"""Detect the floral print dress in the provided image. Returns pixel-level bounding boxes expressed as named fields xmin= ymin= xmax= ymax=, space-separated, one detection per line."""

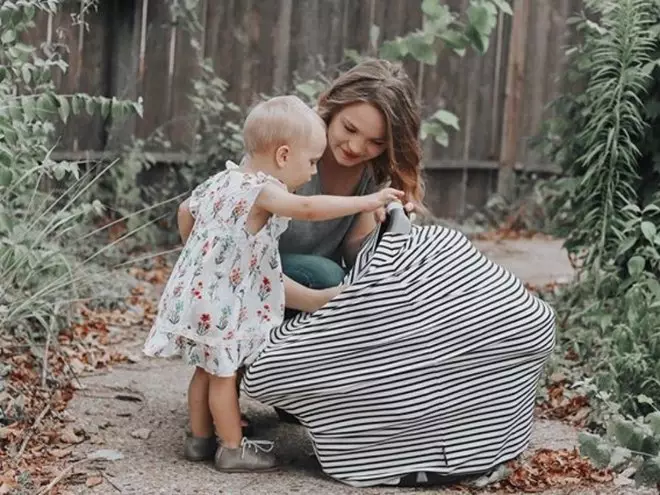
xmin=143 ymin=164 xmax=289 ymax=376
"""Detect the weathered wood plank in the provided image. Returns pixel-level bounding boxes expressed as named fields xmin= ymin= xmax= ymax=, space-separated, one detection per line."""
xmin=169 ymin=0 xmax=206 ymax=150
xmin=48 ymin=150 xmax=561 ymax=174
xmin=272 ymin=0 xmax=293 ymax=92
xmin=106 ymin=0 xmax=146 ymax=149
xmin=137 ymin=0 xmax=174 ymax=143
xmin=518 ymin=1 xmax=551 ymax=165
xmin=497 ymin=0 xmax=529 ymax=200
xmin=62 ymin=2 xmax=108 ymax=151
xmin=251 ymin=1 xmax=279 ymax=97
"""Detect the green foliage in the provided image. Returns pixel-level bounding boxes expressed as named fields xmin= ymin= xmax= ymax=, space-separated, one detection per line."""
xmin=538 ymin=0 xmax=660 ymax=413
xmin=579 ymin=411 xmax=660 ymax=486
xmin=377 ymin=0 xmax=510 ymax=62
xmin=538 ymin=0 xmax=659 ymax=274
xmin=536 ymin=1 xmax=660 ymax=487
xmin=0 ymin=0 xmax=141 ymax=336
xmin=548 ymin=278 xmax=660 ymax=417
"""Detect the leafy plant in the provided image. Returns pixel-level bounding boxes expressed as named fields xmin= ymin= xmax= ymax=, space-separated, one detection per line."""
xmin=299 ymin=0 xmax=512 ymax=148
xmin=580 ymin=410 xmax=660 ymax=487
xmin=0 ymin=0 xmax=142 ymax=336
xmin=538 ymin=0 xmax=659 ymax=274
xmin=535 ymin=1 xmax=660 ymax=487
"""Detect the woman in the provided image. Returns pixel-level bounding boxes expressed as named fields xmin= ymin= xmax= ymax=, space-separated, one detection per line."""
xmin=279 ymin=59 xmax=425 ymax=302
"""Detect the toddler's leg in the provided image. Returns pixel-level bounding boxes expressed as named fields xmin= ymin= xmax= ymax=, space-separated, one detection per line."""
xmin=184 ymin=367 xmax=217 ymax=461
xmin=208 ymin=374 xmax=242 ymax=448
xmin=188 ymin=367 xmax=214 ymax=438
xmin=209 ymin=373 xmax=277 ymax=471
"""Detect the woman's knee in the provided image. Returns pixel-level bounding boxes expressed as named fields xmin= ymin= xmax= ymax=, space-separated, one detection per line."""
xmin=281 ymin=254 xmax=345 ymax=289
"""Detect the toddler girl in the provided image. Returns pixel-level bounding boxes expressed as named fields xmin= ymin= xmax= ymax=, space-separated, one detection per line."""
xmin=143 ymin=95 xmax=403 ymax=472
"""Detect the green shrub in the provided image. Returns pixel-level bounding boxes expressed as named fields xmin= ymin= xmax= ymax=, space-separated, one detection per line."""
xmin=0 ymin=0 xmax=141 ymax=337
xmin=537 ymin=0 xmax=660 ymax=486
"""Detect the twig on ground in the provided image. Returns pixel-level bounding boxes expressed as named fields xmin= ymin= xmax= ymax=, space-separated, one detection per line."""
xmin=60 ymin=349 xmax=85 ymax=389
xmin=102 ymin=472 xmax=123 ymax=493
xmin=42 ymin=329 xmax=51 ymax=388
xmin=37 ymin=458 xmax=91 ymax=495
xmin=15 ymin=402 xmax=51 ymax=460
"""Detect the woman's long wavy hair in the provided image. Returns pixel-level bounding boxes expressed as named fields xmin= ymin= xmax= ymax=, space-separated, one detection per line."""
xmin=316 ymin=59 xmax=426 ymax=212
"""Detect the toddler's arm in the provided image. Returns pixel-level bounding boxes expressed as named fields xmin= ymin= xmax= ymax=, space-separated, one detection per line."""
xmin=283 ymin=275 xmax=342 ymax=313
xmin=177 ymin=199 xmax=195 ymax=243
xmin=256 ymin=184 xmax=404 ymax=222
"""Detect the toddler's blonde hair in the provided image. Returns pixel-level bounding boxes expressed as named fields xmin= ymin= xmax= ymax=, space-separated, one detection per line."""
xmin=243 ymin=95 xmax=325 ymax=156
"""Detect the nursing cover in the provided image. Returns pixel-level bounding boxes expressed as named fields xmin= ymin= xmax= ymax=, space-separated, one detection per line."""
xmin=243 ymin=224 xmax=556 ymax=487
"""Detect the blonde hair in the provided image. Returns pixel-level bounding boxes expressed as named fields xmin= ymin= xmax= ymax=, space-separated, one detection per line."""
xmin=243 ymin=95 xmax=324 ymax=156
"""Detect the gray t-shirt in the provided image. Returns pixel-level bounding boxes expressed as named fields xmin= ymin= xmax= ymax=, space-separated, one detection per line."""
xmin=279 ymin=168 xmax=376 ymax=263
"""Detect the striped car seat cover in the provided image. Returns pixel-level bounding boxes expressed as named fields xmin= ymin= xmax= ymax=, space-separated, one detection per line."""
xmin=243 ymin=224 xmax=556 ymax=487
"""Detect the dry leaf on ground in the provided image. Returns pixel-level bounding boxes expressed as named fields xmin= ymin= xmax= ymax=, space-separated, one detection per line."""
xmin=492 ymin=448 xmax=613 ymax=492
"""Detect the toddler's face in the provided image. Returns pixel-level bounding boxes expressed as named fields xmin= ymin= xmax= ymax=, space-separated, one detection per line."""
xmin=286 ymin=123 xmax=327 ymax=190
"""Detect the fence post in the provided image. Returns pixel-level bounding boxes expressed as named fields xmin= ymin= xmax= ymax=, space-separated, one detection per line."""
xmin=497 ymin=0 xmax=528 ymax=201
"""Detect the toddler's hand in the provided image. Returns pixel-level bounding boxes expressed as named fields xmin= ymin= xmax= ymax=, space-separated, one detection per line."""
xmin=362 ymin=188 xmax=404 ymax=213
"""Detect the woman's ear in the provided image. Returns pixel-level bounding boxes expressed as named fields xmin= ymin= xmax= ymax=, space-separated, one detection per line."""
xmin=275 ymin=145 xmax=289 ymax=168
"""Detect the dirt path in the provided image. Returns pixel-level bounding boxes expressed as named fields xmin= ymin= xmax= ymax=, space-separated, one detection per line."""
xmin=61 ymin=238 xmax=651 ymax=494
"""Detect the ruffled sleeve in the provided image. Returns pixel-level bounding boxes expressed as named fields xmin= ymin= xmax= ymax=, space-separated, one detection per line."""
xmin=188 ymin=170 xmax=226 ymax=218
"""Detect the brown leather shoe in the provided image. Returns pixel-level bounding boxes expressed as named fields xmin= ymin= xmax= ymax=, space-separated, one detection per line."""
xmin=214 ymin=438 xmax=278 ymax=472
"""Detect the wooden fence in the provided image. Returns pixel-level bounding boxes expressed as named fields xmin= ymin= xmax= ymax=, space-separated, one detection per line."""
xmin=30 ymin=0 xmax=583 ymax=218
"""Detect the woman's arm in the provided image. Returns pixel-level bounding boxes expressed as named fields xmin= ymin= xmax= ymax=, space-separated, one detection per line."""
xmin=341 ymin=211 xmax=378 ymax=267
xmin=177 ymin=199 xmax=195 ymax=243
xmin=283 ymin=274 xmax=341 ymax=313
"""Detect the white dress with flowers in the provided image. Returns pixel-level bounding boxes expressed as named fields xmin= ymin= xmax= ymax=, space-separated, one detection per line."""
xmin=143 ymin=165 xmax=289 ymax=376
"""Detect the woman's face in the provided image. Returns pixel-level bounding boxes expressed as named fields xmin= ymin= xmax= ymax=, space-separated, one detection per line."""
xmin=326 ymin=103 xmax=388 ymax=168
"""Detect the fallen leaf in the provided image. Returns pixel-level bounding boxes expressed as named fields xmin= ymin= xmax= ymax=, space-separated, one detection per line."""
xmin=125 ymin=353 xmax=142 ymax=363
xmin=130 ymin=428 xmax=151 ymax=440
xmin=90 ymin=435 xmax=106 ymax=445
xmin=49 ymin=448 xmax=71 ymax=458
xmin=571 ymin=407 xmax=590 ymax=423
xmin=59 ymin=425 xmax=83 ymax=444
xmin=497 ymin=448 xmax=613 ymax=492
xmin=86 ymin=476 xmax=103 ymax=487
xmin=0 ymin=425 xmax=18 ymax=440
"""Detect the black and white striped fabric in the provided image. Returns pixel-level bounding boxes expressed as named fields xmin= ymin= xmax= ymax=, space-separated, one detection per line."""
xmin=243 ymin=224 xmax=556 ymax=487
